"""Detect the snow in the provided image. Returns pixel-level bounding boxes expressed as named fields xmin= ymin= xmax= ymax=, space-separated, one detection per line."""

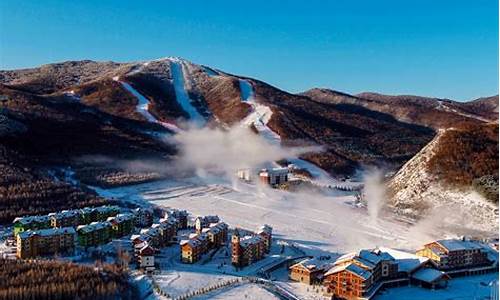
xmin=119 ymin=81 xmax=181 ymax=133
xmin=202 ymin=66 xmax=219 ymax=77
xmin=238 ymin=79 xmax=361 ymax=189
xmin=169 ymin=60 xmax=206 ymax=126
xmin=193 ymin=283 xmax=280 ymax=300
xmin=154 ymin=271 xmax=235 ymax=298
xmin=375 ymin=273 xmax=498 ymax=300
xmin=411 ymin=268 xmax=446 ymax=283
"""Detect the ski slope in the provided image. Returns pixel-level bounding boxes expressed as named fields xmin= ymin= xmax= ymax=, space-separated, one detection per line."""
xmin=238 ymin=79 xmax=360 ymax=188
xmin=169 ymin=60 xmax=206 ymax=127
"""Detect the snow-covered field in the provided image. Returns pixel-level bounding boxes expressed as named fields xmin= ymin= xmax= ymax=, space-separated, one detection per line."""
xmin=376 ymin=272 xmax=498 ymax=300
xmin=193 ymin=283 xmax=280 ymax=300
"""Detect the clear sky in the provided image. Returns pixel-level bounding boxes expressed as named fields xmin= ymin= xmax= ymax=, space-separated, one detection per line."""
xmin=0 ymin=0 xmax=498 ymax=100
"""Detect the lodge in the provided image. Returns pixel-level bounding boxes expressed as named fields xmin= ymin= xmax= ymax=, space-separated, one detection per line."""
xmin=17 ymin=227 xmax=76 ymax=259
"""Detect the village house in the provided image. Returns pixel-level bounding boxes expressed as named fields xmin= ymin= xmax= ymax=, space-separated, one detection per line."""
xmin=13 ymin=215 xmax=51 ymax=236
xmin=49 ymin=210 xmax=80 ymax=228
xmin=323 ymin=248 xmax=397 ymax=300
xmin=133 ymin=207 xmax=154 ymax=227
xmin=77 ymin=221 xmax=112 ymax=248
xmin=107 ymin=213 xmax=135 ymax=238
xmin=259 ymin=167 xmax=288 ymax=186
xmin=231 ymin=226 xmax=272 ymax=267
xmin=289 ymin=258 xmax=333 ymax=285
xmin=416 ymin=239 xmax=492 ymax=270
xmin=152 ymin=222 xmax=176 ymax=246
xmin=195 ymin=215 xmax=220 ymax=233
xmin=16 ymin=227 xmax=76 ymax=259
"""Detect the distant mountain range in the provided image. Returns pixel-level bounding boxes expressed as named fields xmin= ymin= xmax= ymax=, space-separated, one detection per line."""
xmin=0 ymin=57 xmax=497 ymax=224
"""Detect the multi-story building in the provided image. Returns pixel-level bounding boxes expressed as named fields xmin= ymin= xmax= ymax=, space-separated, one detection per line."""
xmin=79 ymin=205 xmax=120 ymax=225
xmin=259 ymin=167 xmax=288 ymax=186
xmin=152 ymin=221 xmax=176 ymax=246
xmin=289 ymin=258 xmax=333 ymax=285
xmin=49 ymin=210 xmax=80 ymax=228
xmin=140 ymin=227 xmax=162 ymax=248
xmin=257 ymin=224 xmax=272 ymax=253
xmin=107 ymin=213 xmax=135 ymax=238
xmin=166 ymin=209 xmax=189 ymax=229
xmin=195 ymin=215 xmax=220 ymax=233
xmin=13 ymin=215 xmax=51 ymax=236
xmin=16 ymin=227 xmax=76 ymax=259
xmin=416 ymin=239 xmax=491 ymax=270
xmin=231 ymin=228 xmax=269 ymax=267
xmin=77 ymin=221 xmax=112 ymax=248
xmin=323 ymin=249 xmax=397 ymax=299
xmin=201 ymin=222 xmax=228 ymax=249
xmin=133 ymin=207 xmax=154 ymax=228
xmin=137 ymin=243 xmax=155 ymax=271
xmin=180 ymin=238 xmax=203 ymax=263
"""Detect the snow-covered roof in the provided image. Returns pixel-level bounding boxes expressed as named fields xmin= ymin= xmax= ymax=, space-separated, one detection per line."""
xmin=240 ymin=235 xmax=263 ymax=247
xmin=325 ymin=263 xmax=372 ymax=280
xmin=411 ymin=268 xmax=449 ymax=283
xmin=257 ymin=224 xmax=272 ymax=235
xmin=18 ymin=227 xmax=76 ymax=239
xmin=77 ymin=221 xmax=111 ymax=233
xmin=290 ymin=258 xmax=333 ymax=272
xmin=436 ymin=239 xmax=483 ymax=252
xmin=49 ymin=210 xmax=79 ymax=220
xmin=13 ymin=215 xmax=50 ymax=225
xmin=379 ymin=247 xmax=429 ymax=273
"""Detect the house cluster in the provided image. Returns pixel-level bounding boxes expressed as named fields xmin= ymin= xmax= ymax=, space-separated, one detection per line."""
xmin=13 ymin=206 xmax=160 ymax=259
xmin=131 ymin=208 xmax=188 ymax=272
xmin=180 ymin=215 xmax=228 ymax=264
xmin=289 ymin=238 xmax=497 ymax=300
xmin=231 ymin=224 xmax=273 ymax=267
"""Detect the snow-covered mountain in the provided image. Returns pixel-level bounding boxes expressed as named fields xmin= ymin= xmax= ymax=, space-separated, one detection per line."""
xmin=0 ymin=56 xmax=497 ymax=224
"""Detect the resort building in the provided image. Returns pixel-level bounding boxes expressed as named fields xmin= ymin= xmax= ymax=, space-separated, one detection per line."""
xmin=166 ymin=208 xmax=189 ymax=229
xmin=152 ymin=222 xmax=176 ymax=246
xmin=201 ymin=222 xmax=228 ymax=249
xmin=323 ymin=249 xmax=397 ymax=299
xmin=137 ymin=243 xmax=155 ymax=271
xmin=231 ymin=226 xmax=272 ymax=267
xmin=289 ymin=258 xmax=333 ymax=285
xmin=16 ymin=227 xmax=76 ymax=259
xmin=133 ymin=207 xmax=154 ymax=227
xmin=13 ymin=215 xmax=51 ymax=236
xmin=259 ymin=167 xmax=288 ymax=186
xmin=107 ymin=213 xmax=135 ymax=238
xmin=195 ymin=215 xmax=220 ymax=233
xmin=180 ymin=238 xmax=203 ymax=263
xmin=257 ymin=224 xmax=273 ymax=253
xmin=79 ymin=206 xmax=120 ymax=224
xmin=49 ymin=210 xmax=80 ymax=228
xmin=140 ymin=227 xmax=162 ymax=248
xmin=77 ymin=221 xmax=112 ymax=248
xmin=416 ymin=239 xmax=492 ymax=270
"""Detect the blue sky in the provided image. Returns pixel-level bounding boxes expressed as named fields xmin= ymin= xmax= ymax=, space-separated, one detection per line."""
xmin=0 ymin=0 xmax=498 ymax=100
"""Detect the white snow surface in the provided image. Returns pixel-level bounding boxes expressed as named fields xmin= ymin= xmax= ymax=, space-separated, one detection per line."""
xmin=238 ymin=79 xmax=360 ymax=188
xmin=193 ymin=283 xmax=279 ymax=300
xmin=118 ymin=81 xmax=181 ymax=133
xmin=169 ymin=60 xmax=206 ymax=127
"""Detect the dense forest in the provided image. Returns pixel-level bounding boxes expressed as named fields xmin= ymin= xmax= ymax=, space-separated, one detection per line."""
xmin=427 ymin=123 xmax=499 ymax=202
xmin=0 ymin=259 xmax=135 ymax=300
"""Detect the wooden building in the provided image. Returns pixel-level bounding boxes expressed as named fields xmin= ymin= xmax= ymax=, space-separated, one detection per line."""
xmin=416 ymin=239 xmax=491 ymax=270
xmin=289 ymin=258 xmax=332 ymax=285
xmin=231 ymin=226 xmax=270 ymax=267
xmin=16 ymin=227 xmax=76 ymax=259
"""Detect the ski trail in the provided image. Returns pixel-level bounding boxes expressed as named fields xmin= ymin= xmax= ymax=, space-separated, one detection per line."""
xmin=169 ymin=60 xmax=206 ymax=127
xmin=117 ymin=79 xmax=181 ymax=133
xmin=238 ymin=79 xmax=356 ymax=188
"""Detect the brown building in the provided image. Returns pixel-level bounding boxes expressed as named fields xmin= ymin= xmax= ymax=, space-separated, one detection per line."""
xmin=323 ymin=249 xmax=397 ymax=300
xmin=165 ymin=209 xmax=188 ymax=230
xmin=231 ymin=227 xmax=270 ymax=267
xmin=180 ymin=237 xmax=204 ymax=263
xmin=416 ymin=239 xmax=491 ymax=270
xmin=202 ymin=222 xmax=228 ymax=249
xmin=49 ymin=210 xmax=80 ymax=228
xmin=289 ymin=258 xmax=333 ymax=285
xmin=17 ymin=227 xmax=76 ymax=259
xmin=195 ymin=215 xmax=220 ymax=234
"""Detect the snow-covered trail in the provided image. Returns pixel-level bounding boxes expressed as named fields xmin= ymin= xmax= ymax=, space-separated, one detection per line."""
xmin=238 ymin=79 xmax=359 ymax=188
xmin=118 ymin=80 xmax=181 ymax=133
xmin=239 ymin=80 xmax=281 ymax=145
xmin=170 ymin=60 xmax=206 ymax=127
